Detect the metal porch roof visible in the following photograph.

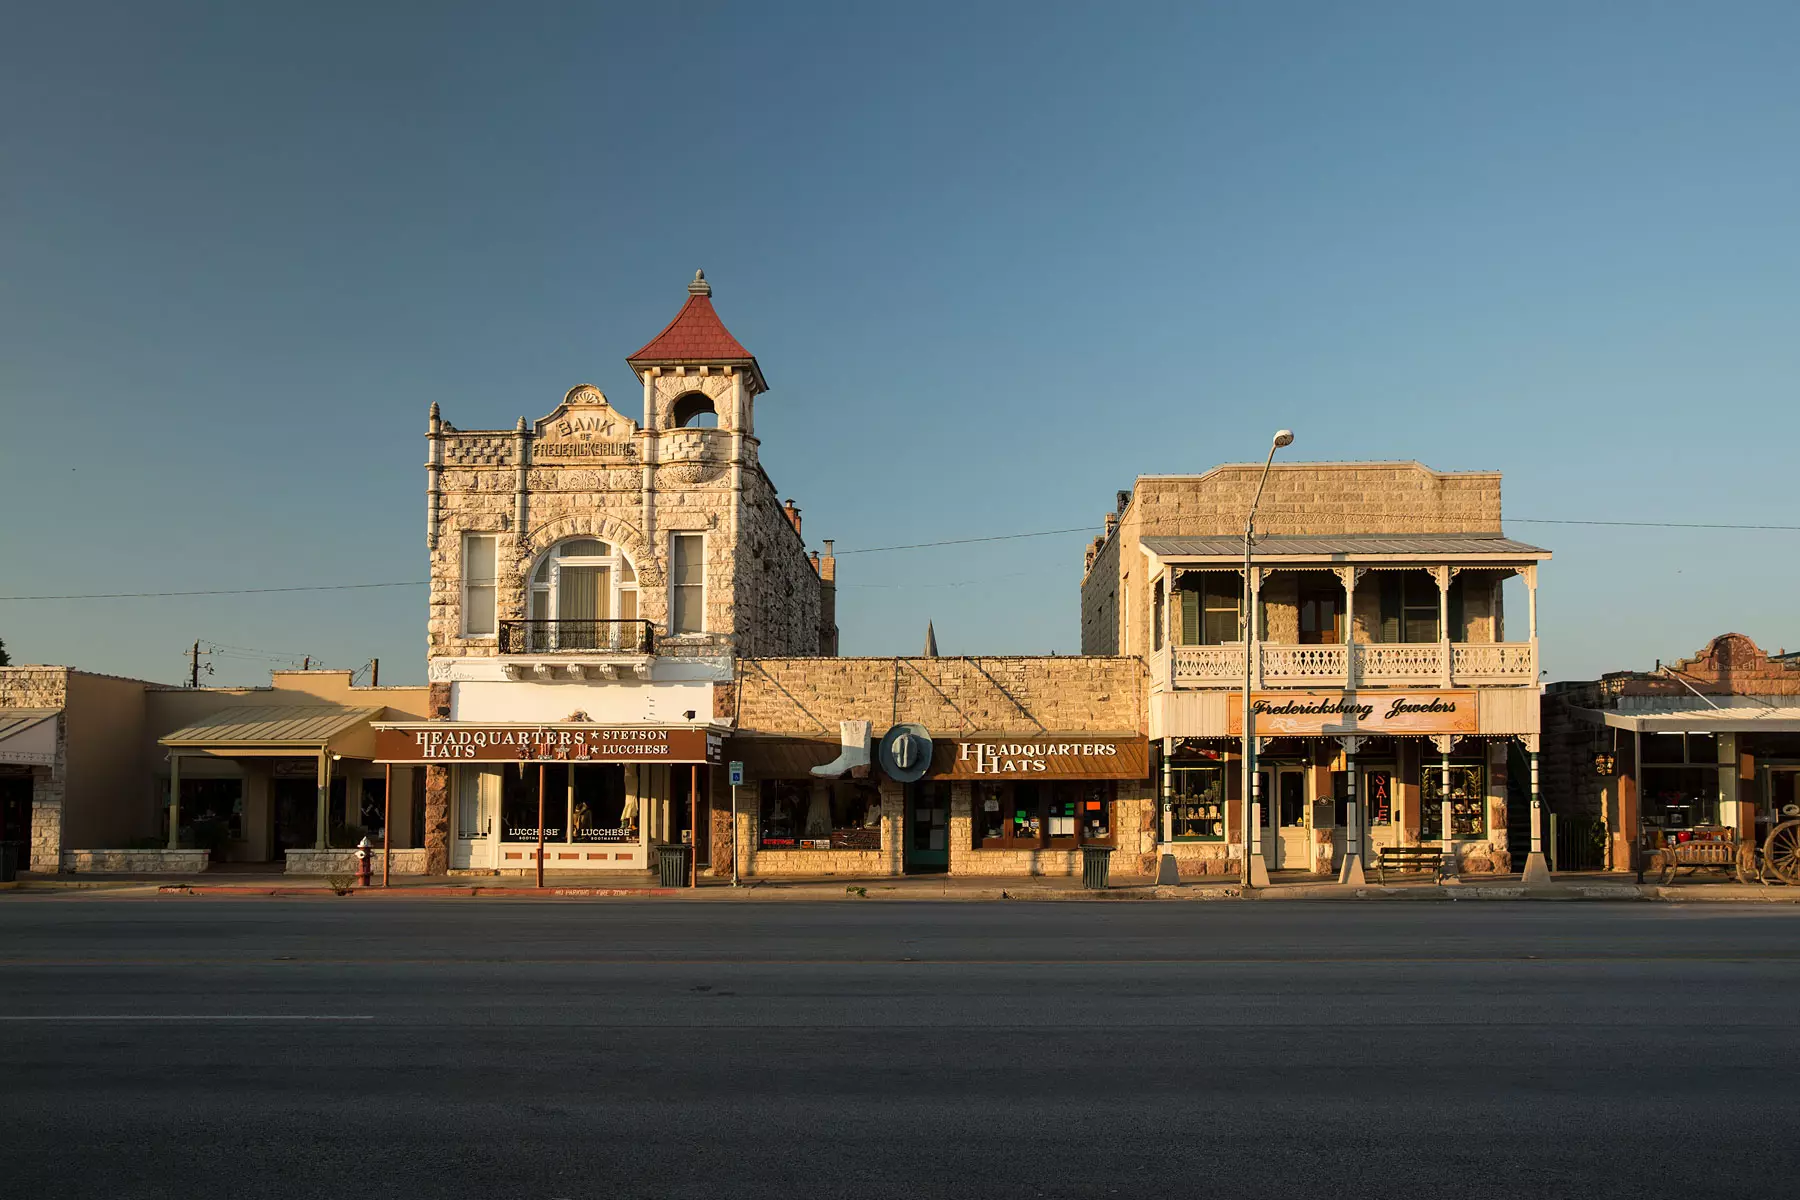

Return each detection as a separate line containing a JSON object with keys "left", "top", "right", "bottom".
{"left": 160, "top": 704, "right": 384, "bottom": 748}
{"left": 1140, "top": 533, "right": 1550, "bottom": 559}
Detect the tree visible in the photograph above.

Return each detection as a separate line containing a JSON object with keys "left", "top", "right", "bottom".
{"left": 0, "top": 637, "right": 9, "bottom": 666}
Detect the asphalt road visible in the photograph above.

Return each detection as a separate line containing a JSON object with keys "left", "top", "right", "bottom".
{"left": 4, "top": 898, "right": 1799, "bottom": 1199}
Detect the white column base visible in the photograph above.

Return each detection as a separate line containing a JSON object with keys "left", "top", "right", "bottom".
{"left": 1521, "top": 851, "right": 1552, "bottom": 885}
{"left": 1337, "top": 853, "right": 1366, "bottom": 886}
{"left": 1248, "top": 854, "right": 1271, "bottom": 888}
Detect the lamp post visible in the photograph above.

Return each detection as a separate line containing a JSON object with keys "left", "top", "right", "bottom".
{"left": 1241, "top": 429, "right": 1294, "bottom": 888}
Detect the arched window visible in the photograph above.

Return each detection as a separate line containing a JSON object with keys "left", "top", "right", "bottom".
{"left": 526, "top": 538, "right": 641, "bottom": 650}
{"left": 670, "top": 391, "right": 718, "bottom": 428}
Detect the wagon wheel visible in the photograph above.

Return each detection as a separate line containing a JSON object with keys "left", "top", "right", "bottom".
{"left": 1764, "top": 820, "right": 1800, "bottom": 886}
{"left": 1658, "top": 854, "right": 1678, "bottom": 886}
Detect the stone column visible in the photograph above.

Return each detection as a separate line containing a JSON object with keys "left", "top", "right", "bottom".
{"left": 166, "top": 753, "right": 182, "bottom": 852}
{"left": 423, "top": 764, "right": 451, "bottom": 875}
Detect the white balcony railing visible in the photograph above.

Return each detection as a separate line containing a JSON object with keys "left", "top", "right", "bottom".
{"left": 1173, "top": 645, "right": 1247, "bottom": 685}
{"left": 1355, "top": 642, "right": 1444, "bottom": 685}
{"left": 1450, "top": 642, "right": 1537, "bottom": 685}
{"left": 1167, "top": 641, "right": 1537, "bottom": 690}
{"left": 1260, "top": 644, "right": 1349, "bottom": 686}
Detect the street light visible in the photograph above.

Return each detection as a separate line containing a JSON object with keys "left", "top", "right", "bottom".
{"left": 1242, "top": 429, "right": 1294, "bottom": 888}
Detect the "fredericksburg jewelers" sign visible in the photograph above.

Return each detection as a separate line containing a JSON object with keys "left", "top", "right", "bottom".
{"left": 374, "top": 725, "right": 722, "bottom": 764}
{"left": 1227, "top": 691, "right": 1477, "bottom": 736}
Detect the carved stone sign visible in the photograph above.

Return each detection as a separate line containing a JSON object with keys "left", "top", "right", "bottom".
{"left": 1226, "top": 691, "right": 1478, "bottom": 736}
{"left": 532, "top": 385, "right": 640, "bottom": 461}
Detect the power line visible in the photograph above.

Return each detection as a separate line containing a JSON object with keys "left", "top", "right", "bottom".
{"left": 2, "top": 516, "right": 1796, "bottom": 602}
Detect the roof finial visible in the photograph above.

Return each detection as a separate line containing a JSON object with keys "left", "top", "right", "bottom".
{"left": 689, "top": 268, "right": 711, "bottom": 297}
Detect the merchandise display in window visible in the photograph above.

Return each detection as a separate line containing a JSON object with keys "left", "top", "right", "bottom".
{"left": 1421, "top": 764, "right": 1486, "bottom": 838}
{"left": 759, "top": 779, "right": 882, "bottom": 849}
{"left": 975, "top": 781, "right": 1113, "bottom": 848}
{"left": 496, "top": 763, "right": 633, "bottom": 843}
{"left": 1169, "top": 765, "right": 1226, "bottom": 841}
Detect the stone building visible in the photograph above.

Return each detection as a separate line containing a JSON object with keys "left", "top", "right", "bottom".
{"left": 1081, "top": 461, "right": 1549, "bottom": 879}
{"left": 1542, "top": 632, "right": 1800, "bottom": 874}
{"left": 722, "top": 655, "right": 1152, "bottom": 878}
{"left": 376, "top": 271, "right": 840, "bottom": 876}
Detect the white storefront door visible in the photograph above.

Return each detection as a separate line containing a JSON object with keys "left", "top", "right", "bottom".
{"left": 451, "top": 766, "right": 498, "bottom": 870}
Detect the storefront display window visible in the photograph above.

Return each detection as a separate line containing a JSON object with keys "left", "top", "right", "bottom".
{"left": 1169, "top": 765, "right": 1226, "bottom": 841}
{"left": 1421, "top": 764, "right": 1486, "bottom": 838}
{"left": 759, "top": 779, "right": 882, "bottom": 849}
{"left": 497, "top": 763, "right": 633, "bottom": 843}
{"left": 975, "top": 781, "right": 1113, "bottom": 848}
{"left": 1643, "top": 766, "right": 1718, "bottom": 829}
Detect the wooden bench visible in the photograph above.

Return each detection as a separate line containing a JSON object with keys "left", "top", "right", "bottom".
{"left": 1375, "top": 846, "right": 1445, "bottom": 884}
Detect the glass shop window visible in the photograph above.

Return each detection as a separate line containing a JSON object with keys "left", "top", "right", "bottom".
{"left": 1421, "top": 764, "right": 1486, "bottom": 839}
{"left": 500, "top": 764, "right": 566, "bottom": 842}
{"left": 180, "top": 779, "right": 243, "bottom": 848}
{"left": 975, "top": 781, "right": 1113, "bottom": 848}
{"left": 1169, "top": 765, "right": 1226, "bottom": 841}
{"left": 758, "top": 779, "right": 882, "bottom": 849}
{"left": 1642, "top": 766, "right": 1719, "bottom": 829}
{"left": 1330, "top": 770, "right": 1348, "bottom": 828}
{"left": 571, "top": 765, "right": 634, "bottom": 843}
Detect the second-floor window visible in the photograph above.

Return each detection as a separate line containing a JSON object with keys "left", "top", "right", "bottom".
{"left": 527, "top": 539, "right": 639, "bottom": 629}
{"left": 670, "top": 533, "right": 705, "bottom": 634}
{"left": 1178, "top": 574, "right": 1242, "bottom": 646}
{"left": 462, "top": 533, "right": 497, "bottom": 637}
{"left": 1379, "top": 573, "right": 1441, "bottom": 643}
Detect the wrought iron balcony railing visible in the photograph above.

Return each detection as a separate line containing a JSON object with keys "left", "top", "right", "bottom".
{"left": 499, "top": 619, "right": 656, "bottom": 655}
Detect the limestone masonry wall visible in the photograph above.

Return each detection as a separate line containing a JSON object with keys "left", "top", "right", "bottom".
{"left": 733, "top": 656, "right": 1145, "bottom": 734}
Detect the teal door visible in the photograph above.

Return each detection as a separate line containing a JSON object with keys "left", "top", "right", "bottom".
{"left": 905, "top": 782, "right": 950, "bottom": 872}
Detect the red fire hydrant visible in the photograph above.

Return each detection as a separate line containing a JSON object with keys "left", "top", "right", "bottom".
{"left": 355, "top": 836, "right": 373, "bottom": 888}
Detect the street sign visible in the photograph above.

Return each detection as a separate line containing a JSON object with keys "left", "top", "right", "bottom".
{"left": 728, "top": 760, "right": 744, "bottom": 787}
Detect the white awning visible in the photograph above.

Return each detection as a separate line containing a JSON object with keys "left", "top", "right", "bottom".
{"left": 1571, "top": 704, "right": 1800, "bottom": 734}
{"left": 0, "top": 709, "right": 59, "bottom": 766}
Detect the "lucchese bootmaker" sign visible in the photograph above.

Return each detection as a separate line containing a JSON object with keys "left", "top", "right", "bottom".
{"left": 1226, "top": 691, "right": 1477, "bottom": 736}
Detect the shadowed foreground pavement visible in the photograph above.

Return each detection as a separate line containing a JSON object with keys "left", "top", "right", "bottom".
{"left": 3, "top": 899, "right": 1798, "bottom": 1199}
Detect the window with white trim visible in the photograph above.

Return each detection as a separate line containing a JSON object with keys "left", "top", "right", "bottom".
{"left": 670, "top": 533, "right": 705, "bottom": 634}
{"left": 462, "top": 533, "right": 497, "bottom": 637}
{"left": 524, "top": 538, "right": 641, "bottom": 650}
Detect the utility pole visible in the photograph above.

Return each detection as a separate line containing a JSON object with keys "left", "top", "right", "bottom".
{"left": 186, "top": 641, "right": 212, "bottom": 688}
{"left": 370, "top": 658, "right": 380, "bottom": 687}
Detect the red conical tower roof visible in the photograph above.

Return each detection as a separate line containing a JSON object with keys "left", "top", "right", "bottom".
{"left": 627, "top": 270, "right": 766, "bottom": 392}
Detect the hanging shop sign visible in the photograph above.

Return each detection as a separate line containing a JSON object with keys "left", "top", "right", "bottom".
{"left": 374, "top": 725, "right": 722, "bottom": 764}
{"left": 927, "top": 736, "right": 1149, "bottom": 780}
{"left": 1227, "top": 691, "right": 1477, "bottom": 737}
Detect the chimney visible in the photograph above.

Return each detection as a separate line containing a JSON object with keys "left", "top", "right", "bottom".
{"left": 1116, "top": 489, "right": 1132, "bottom": 514}
{"left": 1104, "top": 512, "right": 1118, "bottom": 538}
{"left": 817, "top": 538, "right": 839, "bottom": 656}
{"left": 783, "top": 499, "right": 802, "bottom": 536}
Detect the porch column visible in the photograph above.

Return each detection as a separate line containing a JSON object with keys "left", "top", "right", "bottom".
{"left": 166, "top": 753, "right": 182, "bottom": 851}
{"left": 1338, "top": 567, "right": 1358, "bottom": 687}
{"left": 1521, "top": 740, "right": 1551, "bottom": 884}
{"left": 1338, "top": 736, "right": 1366, "bottom": 885}
{"left": 1436, "top": 735, "right": 1457, "bottom": 877}
{"left": 1620, "top": 730, "right": 1642, "bottom": 879}
{"left": 1525, "top": 565, "right": 1539, "bottom": 642}
{"left": 315, "top": 751, "right": 329, "bottom": 851}
{"left": 1247, "top": 566, "right": 1264, "bottom": 688}
{"left": 1435, "top": 565, "right": 1453, "bottom": 686}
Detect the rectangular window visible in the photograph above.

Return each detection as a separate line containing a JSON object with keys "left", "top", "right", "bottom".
{"left": 1364, "top": 769, "right": 1393, "bottom": 826}
{"left": 1298, "top": 583, "right": 1341, "bottom": 645}
{"left": 462, "top": 533, "right": 498, "bottom": 637}
{"left": 1421, "top": 763, "right": 1486, "bottom": 838}
{"left": 1152, "top": 578, "right": 1165, "bottom": 651}
{"left": 759, "top": 780, "right": 883, "bottom": 850}
{"left": 1169, "top": 765, "right": 1226, "bottom": 841}
{"left": 670, "top": 533, "right": 704, "bottom": 634}
{"left": 974, "top": 782, "right": 1113, "bottom": 848}
{"left": 501, "top": 764, "right": 566, "bottom": 843}
{"left": 1278, "top": 771, "right": 1307, "bottom": 828}
{"left": 1379, "top": 574, "right": 1441, "bottom": 643}
{"left": 1178, "top": 574, "right": 1242, "bottom": 646}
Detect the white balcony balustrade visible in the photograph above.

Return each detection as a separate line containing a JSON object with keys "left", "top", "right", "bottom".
{"left": 1167, "top": 642, "right": 1537, "bottom": 689}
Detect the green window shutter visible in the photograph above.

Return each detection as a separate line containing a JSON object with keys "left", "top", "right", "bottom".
{"left": 1448, "top": 577, "right": 1465, "bottom": 644}
{"left": 1180, "top": 585, "right": 1201, "bottom": 646}
{"left": 1379, "top": 575, "right": 1401, "bottom": 643}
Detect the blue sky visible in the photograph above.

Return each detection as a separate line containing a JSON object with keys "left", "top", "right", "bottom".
{"left": 3, "top": 1, "right": 1797, "bottom": 686}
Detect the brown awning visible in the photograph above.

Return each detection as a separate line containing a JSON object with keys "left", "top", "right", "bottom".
{"left": 726, "top": 736, "right": 842, "bottom": 781}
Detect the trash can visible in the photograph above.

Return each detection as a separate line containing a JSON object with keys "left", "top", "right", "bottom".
{"left": 656, "top": 843, "right": 692, "bottom": 888}
{"left": 1080, "top": 844, "right": 1112, "bottom": 890}
{"left": 0, "top": 842, "right": 19, "bottom": 883}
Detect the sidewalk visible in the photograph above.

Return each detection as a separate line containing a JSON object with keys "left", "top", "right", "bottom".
{"left": 6, "top": 868, "right": 1798, "bottom": 902}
